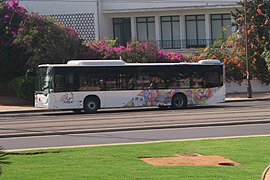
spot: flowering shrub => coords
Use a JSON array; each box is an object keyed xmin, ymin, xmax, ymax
[
  {"xmin": 15, "ymin": 14, "xmax": 82, "ymax": 70},
  {"xmin": 0, "ymin": 0, "xmax": 27, "ymax": 45},
  {"xmin": 158, "ymin": 50, "xmax": 186, "ymax": 63},
  {"xmin": 231, "ymin": 0, "xmax": 270, "ymax": 83},
  {"xmin": 187, "ymin": 1, "xmax": 270, "ymax": 83},
  {"xmin": 79, "ymin": 40, "xmax": 186, "ymax": 63},
  {"xmin": 0, "ymin": 0, "xmax": 28, "ymax": 80},
  {"xmin": 1, "ymin": 0, "xmax": 81, "ymax": 78},
  {"xmin": 187, "ymin": 35, "xmax": 247, "ymax": 82},
  {"xmin": 79, "ymin": 39, "xmax": 121, "ymax": 60}
]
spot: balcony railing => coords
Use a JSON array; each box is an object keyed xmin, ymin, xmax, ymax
[{"xmin": 157, "ymin": 39, "xmax": 215, "ymax": 49}]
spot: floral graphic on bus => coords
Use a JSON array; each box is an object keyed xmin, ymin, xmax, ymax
[
  {"xmin": 134, "ymin": 96, "xmax": 145, "ymax": 106},
  {"xmin": 124, "ymin": 88, "xmax": 218, "ymax": 107}
]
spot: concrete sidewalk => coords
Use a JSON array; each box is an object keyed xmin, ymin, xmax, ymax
[
  {"xmin": 1, "ymin": 92, "xmax": 270, "ymax": 114},
  {"xmin": 0, "ymin": 96, "xmax": 37, "ymax": 113}
]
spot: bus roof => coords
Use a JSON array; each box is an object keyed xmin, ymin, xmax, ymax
[{"xmin": 37, "ymin": 59, "xmax": 222, "ymax": 68}]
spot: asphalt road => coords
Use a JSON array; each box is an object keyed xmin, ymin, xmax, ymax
[
  {"xmin": 1, "ymin": 100, "xmax": 270, "ymax": 150},
  {"xmin": 2, "ymin": 123, "xmax": 270, "ymax": 151}
]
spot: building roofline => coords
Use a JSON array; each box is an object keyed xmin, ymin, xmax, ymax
[{"xmin": 102, "ymin": 4, "xmax": 240, "ymax": 14}]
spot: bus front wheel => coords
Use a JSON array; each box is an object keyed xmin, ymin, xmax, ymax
[
  {"xmin": 84, "ymin": 97, "xmax": 99, "ymax": 114},
  {"xmin": 171, "ymin": 94, "xmax": 187, "ymax": 109}
]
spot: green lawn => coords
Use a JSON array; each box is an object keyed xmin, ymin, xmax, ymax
[{"xmin": 1, "ymin": 136, "xmax": 270, "ymax": 180}]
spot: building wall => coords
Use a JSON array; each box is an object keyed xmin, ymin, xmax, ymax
[
  {"xmin": 101, "ymin": 0, "xmax": 239, "ymax": 12},
  {"xmin": 19, "ymin": 0, "xmax": 240, "ymax": 48},
  {"xmin": 20, "ymin": 0, "xmax": 100, "ymax": 41},
  {"xmin": 102, "ymin": 7, "xmax": 235, "ymax": 47},
  {"xmin": 226, "ymin": 80, "xmax": 270, "ymax": 93}
]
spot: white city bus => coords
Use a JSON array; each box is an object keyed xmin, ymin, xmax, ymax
[{"xmin": 35, "ymin": 59, "xmax": 225, "ymax": 113}]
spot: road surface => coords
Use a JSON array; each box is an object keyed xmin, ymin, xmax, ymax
[{"xmin": 1, "ymin": 100, "xmax": 270, "ymax": 150}]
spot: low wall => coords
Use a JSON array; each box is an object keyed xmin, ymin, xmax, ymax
[{"xmin": 226, "ymin": 79, "xmax": 270, "ymax": 93}]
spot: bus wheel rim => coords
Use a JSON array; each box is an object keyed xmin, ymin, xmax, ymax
[
  {"xmin": 88, "ymin": 102, "xmax": 96, "ymax": 109},
  {"xmin": 175, "ymin": 97, "xmax": 183, "ymax": 107}
]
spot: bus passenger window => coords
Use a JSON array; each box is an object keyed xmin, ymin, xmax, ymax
[
  {"xmin": 127, "ymin": 78, "xmax": 135, "ymax": 90},
  {"xmin": 54, "ymin": 74, "xmax": 67, "ymax": 92},
  {"xmin": 205, "ymin": 72, "xmax": 223, "ymax": 87},
  {"xmin": 190, "ymin": 73, "xmax": 204, "ymax": 88}
]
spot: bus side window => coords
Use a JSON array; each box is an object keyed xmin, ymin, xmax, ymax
[
  {"xmin": 178, "ymin": 73, "xmax": 190, "ymax": 88},
  {"xmin": 55, "ymin": 74, "xmax": 67, "ymax": 92},
  {"xmin": 137, "ymin": 74, "xmax": 151, "ymax": 90},
  {"xmin": 190, "ymin": 72, "xmax": 204, "ymax": 88},
  {"xmin": 205, "ymin": 71, "xmax": 223, "ymax": 88},
  {"xmin": 127, "ymin": 76, "xmax": 136, "ymax": 90},
  {"xmin": 66, "ymin": 74, "xmax": 79, "ymax": 91},
  {"xmin": 79, "ymin": 73, "xmax": 104, "ymax": 91}
]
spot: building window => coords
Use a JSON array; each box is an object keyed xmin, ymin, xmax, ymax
[
  {"xmin": 113, "ymin": 18, "xmax": 131, "ymax": 46},
  {"xmin": 211, "ymin": 14, "xmax": 231, "ymax": 41},
  {"xmin": 185, "ymin": 15, "xmax": 206, "ymax": 48},
  {"xmin": 160, "ymin": 16, "xmax": 180, "ymax": 49},
  {"xmin": 136, "ymin": 17, "xmax": 155, "ymax": 41}
]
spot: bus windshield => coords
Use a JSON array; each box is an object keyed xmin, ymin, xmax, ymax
[{"xmin": 36, "ymin": 67, "xmax": 53, "ymax": 95}]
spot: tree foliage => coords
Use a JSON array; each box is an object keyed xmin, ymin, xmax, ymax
[
  {"xmin": 232, "ymin": 0, "xmax": 270, "ymax": 83},
  {"xmin": 15, "ymin": 14, "xmax": 82, "ymax": 71},
  {"xmin": 187, "ymin": 34, "xmax": 247, "ymax": 82},
  {"xmin": 0, "ymin": 0, "xmax": 82, "ymax": 80},
  {"xmin": 0, "ymin": 0, "xmax": 27, "ymax": 80},
  {"xmin": 190, "ymin": 0, "xmax": 270, "ymax": 83}
]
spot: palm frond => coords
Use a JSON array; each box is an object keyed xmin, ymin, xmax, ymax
[{"xmin": 0, "ymin": 146, "xmax": 11, "ymax": 176}]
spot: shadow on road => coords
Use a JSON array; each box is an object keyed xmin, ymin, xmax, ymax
[{"xmin": 39, "ymin": 104, "xmax": 232, "ymax": 116}]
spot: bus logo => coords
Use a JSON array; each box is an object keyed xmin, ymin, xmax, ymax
[{"xmin": 60, "ymin": 93, "xmax": 74, "ymax": 104}]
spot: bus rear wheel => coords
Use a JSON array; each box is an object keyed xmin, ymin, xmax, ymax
[
  {"xmin": 84, "ymin": 97, "xmax": 99, "ymax": 114},
  {"xmin": 171, "ymin": 94, "xmax": 187, "ymax": 109}
]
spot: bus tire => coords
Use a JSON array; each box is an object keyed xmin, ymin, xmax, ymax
[
  {"xmin": 84, "ymin": 96, "xmax": 100, "ymax": 114},
  {"xmin": 171, "ymin": 94, "xmax": 187, "ymax": 109}
]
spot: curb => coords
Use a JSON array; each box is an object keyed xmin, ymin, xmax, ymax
[
  {"xmin": 1, "ymin": 97, "xmax": 270, "ymax": 115},
  {"xmin": 225, "ymin": 97, "xmax": 270, "ymax": 103},
  {"xmin": 0, "ymin": 109, "xmax": 52, "ymax": 114},
  {"xmin": 262, "ymin": 164, "xmax": 270, "ymax": 180}
]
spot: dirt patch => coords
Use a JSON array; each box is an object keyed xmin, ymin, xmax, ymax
[{"xmin": 140, "ymin": 154, "xmax": 241, "ymax": 167}]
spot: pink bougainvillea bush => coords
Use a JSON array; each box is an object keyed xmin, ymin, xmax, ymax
[
  {"xmin": 0, "ymin": 0, "xmax": 81, "ymax": 75},
  {"xmin": 78, "ymin": 40, "xmax": 186, "ymax": 63},
  {"xmin": 0, "ymin": 0, "xmax": 27, "ymax": 45},
  {"xmin": 0, "ymin": 0, "xmax": 28, "ymax": 80}
]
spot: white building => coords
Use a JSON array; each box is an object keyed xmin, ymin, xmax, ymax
[{"xmin": 20, "ymin": 0, "xmax": 240, "ymax": 49}]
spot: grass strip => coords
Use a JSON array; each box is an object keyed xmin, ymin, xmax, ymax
[{"xmin": 1, "ymin": 136, "xmax": 270, "ymax": 180}]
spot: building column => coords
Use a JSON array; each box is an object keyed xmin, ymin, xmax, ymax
[
  {"xmin": 179, "ymin": 14, "xmax": 186, "ymax": 49},
  {"xmin": 231, "ymin": 15, "xmax": 236, "ymax": 33},
  {"xmin": 130, "ymin": 16, "xmax": 137, "ymax": 41},
  {"xmin": 95, "ymin": 1, "xmax": 101, "ymax": 41},
  {"xmin": 155, "ymin": 15, "xmax": 161, "ymax": 47},
  {"xmin": 205, "ymin": 13, "xmax": 211, "ymax": 47}
]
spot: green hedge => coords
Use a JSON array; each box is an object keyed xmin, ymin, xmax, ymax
[{"xmin": 11, "ymin": 76, "xmax": 35, "ymax": 102}]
